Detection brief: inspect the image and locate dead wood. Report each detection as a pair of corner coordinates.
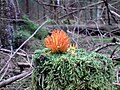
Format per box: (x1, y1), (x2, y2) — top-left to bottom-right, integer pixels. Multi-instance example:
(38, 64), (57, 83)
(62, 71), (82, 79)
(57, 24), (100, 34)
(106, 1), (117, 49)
(46, 24), (120, 35)
(17, 62), (30, 68)
(94, 42), (120, 52)
(0, 48), (28, 57)
(0, 71), (31, 87)
(112, 57), (120, 61)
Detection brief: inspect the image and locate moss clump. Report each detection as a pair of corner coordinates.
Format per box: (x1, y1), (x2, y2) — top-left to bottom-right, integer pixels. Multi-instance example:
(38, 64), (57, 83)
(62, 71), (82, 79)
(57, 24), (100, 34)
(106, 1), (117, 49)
(16, 17), (48, 40)
(31, 48), (116, 90)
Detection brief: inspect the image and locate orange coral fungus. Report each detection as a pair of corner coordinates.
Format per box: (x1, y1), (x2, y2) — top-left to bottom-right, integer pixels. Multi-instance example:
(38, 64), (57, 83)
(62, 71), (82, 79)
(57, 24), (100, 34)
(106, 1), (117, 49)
(45, 29), (70, 53)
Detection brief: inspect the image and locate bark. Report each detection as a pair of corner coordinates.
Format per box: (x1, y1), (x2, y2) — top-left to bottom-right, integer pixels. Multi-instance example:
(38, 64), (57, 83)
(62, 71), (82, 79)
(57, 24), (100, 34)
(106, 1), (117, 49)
(0, 0), (19, 48)
(25, 0), (29, 15)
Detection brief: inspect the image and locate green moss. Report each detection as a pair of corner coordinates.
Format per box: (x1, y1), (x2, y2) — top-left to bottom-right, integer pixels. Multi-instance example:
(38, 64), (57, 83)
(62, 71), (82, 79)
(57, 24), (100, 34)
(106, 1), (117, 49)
(47, 20), (56, 25)
(93, 37), (112, 43)
(31, 48), (116, 90)
(17, 16), (48, 40)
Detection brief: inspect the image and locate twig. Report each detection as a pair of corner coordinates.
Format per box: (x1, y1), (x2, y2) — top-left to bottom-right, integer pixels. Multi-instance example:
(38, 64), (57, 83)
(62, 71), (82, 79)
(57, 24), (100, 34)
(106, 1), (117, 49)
(112, 57), (120, 61)
(19, 49), (33, 68)
(94, 42), (120, 52)
(0, 20), (48, 75)
(17, 62), (30, 68)
(110, 10), (120, 18)
(0, 18), (26, 22)
(110, 45), (119, 58)
(18, 72), (32, 81)
(115, 67), (120, 83)
(103, 0), (118, 24)
(0, 48), (28, 57)
(0, 64), (10, 81)
(0, 71), (31, 87)
(113, 82), (120, 86)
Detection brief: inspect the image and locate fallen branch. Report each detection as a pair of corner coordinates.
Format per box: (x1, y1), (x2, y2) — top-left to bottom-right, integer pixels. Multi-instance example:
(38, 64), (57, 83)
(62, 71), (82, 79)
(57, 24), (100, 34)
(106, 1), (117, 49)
(112, 57), (120, 61)
(47, 24), (120, 35)
(0, 18), (26, 22)
(110, 46), (119, 58)
(111, 10), (120, 18)
(17, 62), (30, 68)
(0, 48), (28, 57)
(47, 24), (119, 29)
(94, 42), (120, 52)
(0, 71), (31, 87)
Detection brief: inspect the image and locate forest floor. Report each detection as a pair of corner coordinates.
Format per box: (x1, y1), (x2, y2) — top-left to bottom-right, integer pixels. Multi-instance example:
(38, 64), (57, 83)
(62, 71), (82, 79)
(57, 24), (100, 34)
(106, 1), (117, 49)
(0, 35), (120, 90)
